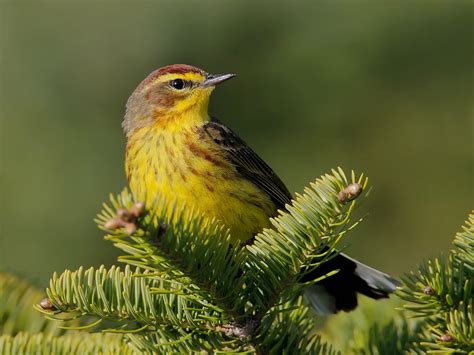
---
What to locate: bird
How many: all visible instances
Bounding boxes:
[122,64,400,314]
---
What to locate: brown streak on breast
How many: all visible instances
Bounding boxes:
[125,145,141,169]
[185,140,227,168]
[127,150,137,164]
[165,145,175,158]
[205,182,214,192]
[189,166,200,176]
[182,157,198,178]
[221,171,236,180]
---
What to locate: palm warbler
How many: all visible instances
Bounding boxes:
[123,64,399,314]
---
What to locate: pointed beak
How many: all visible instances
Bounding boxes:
[202,73,236,87]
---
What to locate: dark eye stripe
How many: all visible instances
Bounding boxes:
[169,79,196,90]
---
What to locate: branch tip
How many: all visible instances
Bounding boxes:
[422,286,435,296]
[129,201,145,217]
[440,334,455,343]
[104,202,146,235]
[338,183,363,203]
[39,297,55,310]
[216,318,259,341]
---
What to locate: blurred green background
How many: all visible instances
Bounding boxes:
[1,2,472,289]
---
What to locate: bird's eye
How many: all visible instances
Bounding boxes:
[170,79,185,90]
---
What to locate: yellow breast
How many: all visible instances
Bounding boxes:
[125,124,276,243]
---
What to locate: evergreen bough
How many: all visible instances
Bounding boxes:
[397,212,473,353]
[320,210,473,354]
[0,168,472,354]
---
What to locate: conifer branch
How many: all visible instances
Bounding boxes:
[0,272,62,336]
[96,191,244,316]
[253,296,337,354]
[39,265,226,332]
[0,332,131,354]
[356,317,426,354]
[243,169,368,318]
[5,167,471,352]
[0,272,131,353]
[397,211,474,353]
[126,329,246,353]
[318,211,474,354]
[37,168,367,352]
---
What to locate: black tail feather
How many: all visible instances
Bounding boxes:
[302,253,400,314]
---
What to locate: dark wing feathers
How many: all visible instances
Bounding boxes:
[203,118,292,210]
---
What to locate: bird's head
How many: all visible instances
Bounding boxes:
[123,64,235,135]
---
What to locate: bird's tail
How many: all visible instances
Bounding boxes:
[303,253,400,315]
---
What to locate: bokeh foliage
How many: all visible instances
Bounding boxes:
[1,2,472,286]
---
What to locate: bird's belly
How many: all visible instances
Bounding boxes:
[126,130,276,242]
[133,170,275,242]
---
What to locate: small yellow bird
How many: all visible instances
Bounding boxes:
[123,64,399,314]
